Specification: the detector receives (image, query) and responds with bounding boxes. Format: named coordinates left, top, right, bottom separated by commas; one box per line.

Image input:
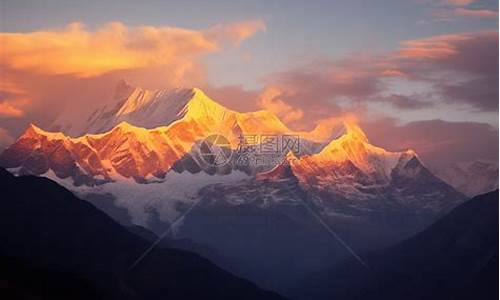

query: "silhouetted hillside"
left=0, top=168, right=284, bottom=300
left=296, top=190, right=499, bottom=300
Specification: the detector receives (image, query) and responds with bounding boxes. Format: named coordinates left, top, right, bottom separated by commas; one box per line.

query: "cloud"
left=204, top=85, right=259, bottom=112
left=432, top=8, right=498, bottom=20
left=394, top=31, right=498, bottom=80
left=0, top=21, right=265, bottom=78
left=397, top=31, right=498, bottom=110
left=381, top=69, right=407, bottom=77
left=256, top=56, right=381, bottom=125
left=378, top=94, right=432, bottom=110
left=251, top=30, right=497, bottom=123
left=258, top=87, right=304, bottom=123
left=437, top=76, right=498, bottom=110
left=0, top=78, right=31, bottom=118
left=428, top=0, right=498, bottom=20
left=396, top=31, right=498, bottom=70
left=206, top=20, right=266, bottom=46
left=363, top=118, right=498, bottom=168
left=204, top=85, right=306, bottom=125
left=0, top=20, right=496, bottom=172
left=0, top=20, right=265, bottom=136
left=0, top=102, right=24, bottom=117
left=266, top=59, right=382, bottom=102
left=250, top=75, right=496, bottom=170
left=439, top=0, right=475, bottom=6
left=0, top=127, right=14, bottom=151
left=452, top=8, right=498, bottom=17
left=398, top=36, right=462, bottom=59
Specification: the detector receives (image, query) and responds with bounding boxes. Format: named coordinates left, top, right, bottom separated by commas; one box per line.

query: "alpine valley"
left=0, top=82, right=475, bottom=295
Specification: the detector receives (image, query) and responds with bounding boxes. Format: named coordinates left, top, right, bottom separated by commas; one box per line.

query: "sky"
left=0, top=0, right=498, bottom=168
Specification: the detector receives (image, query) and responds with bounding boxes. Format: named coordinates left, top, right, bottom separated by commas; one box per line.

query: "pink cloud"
left=440, top=0, right=476, bottom=7
left=204, top=31, right=497, bottom=133
left=433, top=7, right=498, bottom=19
left=429, top=0, right=498, bottom=20
left=381, top=69, right=407, bottom=77
left=453, top=8, right=498, bottom=17
left=395, top=31, right=498, bottom=75
left=398, top=37, right=460, bottom=59
left=204, top=85, right=259, bottom=112
left=0, top=127, right=14, bottom=151
left=363, top=118, right=498, bottom=169
left=207, top=30, right=494, bottom=131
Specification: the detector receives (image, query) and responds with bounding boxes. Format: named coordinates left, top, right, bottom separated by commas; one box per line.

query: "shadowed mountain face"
left=175, top=161, right=464, bottom=294
left=435, top=160, right=499, bottom=197
left=0, top=168, right=284, bottom=300
left=0, top=86, right=468, bottom=297
left=295, top=190, right=499, bottom=300
left=0, top=255, right=104, bottom=300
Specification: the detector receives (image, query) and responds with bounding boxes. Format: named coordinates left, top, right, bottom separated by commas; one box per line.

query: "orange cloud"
left=0, top=102, right=24, bottom=117
left=0, top=20, right=265, bottom=78
left=206, top=19, right=266, bottom=46
left=0, top=20, right=265, bottom=126
left=0, top=78, right=31, bottom=118
left=258, top=87, right=304, bottom=123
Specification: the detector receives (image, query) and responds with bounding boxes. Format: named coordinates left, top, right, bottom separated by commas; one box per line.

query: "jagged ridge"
left=0, top=84, right=456, bottom=209
left=1, top=88, right=336, bottom=182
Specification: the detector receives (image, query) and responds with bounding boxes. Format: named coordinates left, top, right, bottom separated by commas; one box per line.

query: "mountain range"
left=295, top=189, right=498, bottom=300
left=1, top=167, right=496, bottom=299
left=435, top=160, right=499, bottom=197
left=0, top=82, right=490, bottom=293
left=2, top=82, right=494, bottom=194
left=0, top=167, right=283, bottom=299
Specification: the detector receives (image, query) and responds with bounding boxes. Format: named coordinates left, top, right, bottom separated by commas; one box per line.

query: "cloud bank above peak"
left=0, top=20, right=265, bottom=78
left=0, top=20, right=266, bottom=135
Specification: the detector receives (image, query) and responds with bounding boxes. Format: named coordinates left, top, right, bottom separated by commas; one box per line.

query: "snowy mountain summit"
left=51, top=80, right=230, bottom=136
left=0, top=82, right=465, bottom=233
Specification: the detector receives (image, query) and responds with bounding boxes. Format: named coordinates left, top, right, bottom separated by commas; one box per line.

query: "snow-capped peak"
left=317, top=121, right=381, bottom=160
left=435, top=159, right=499, bottom=197
left=256, top=151, right=299, bottom=182
left=342, top=121, right=369, bottom=143
left=51, top=82, right=199, bottom=136
left=25, top=123, right=68, bottom=140
left=50, top=79, right=293, bottom=139
left=13, top=79, right=430, bottom=190
left=181, top=88, right=234, bottom=122
left=295, top=121, right=415, bottom=182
